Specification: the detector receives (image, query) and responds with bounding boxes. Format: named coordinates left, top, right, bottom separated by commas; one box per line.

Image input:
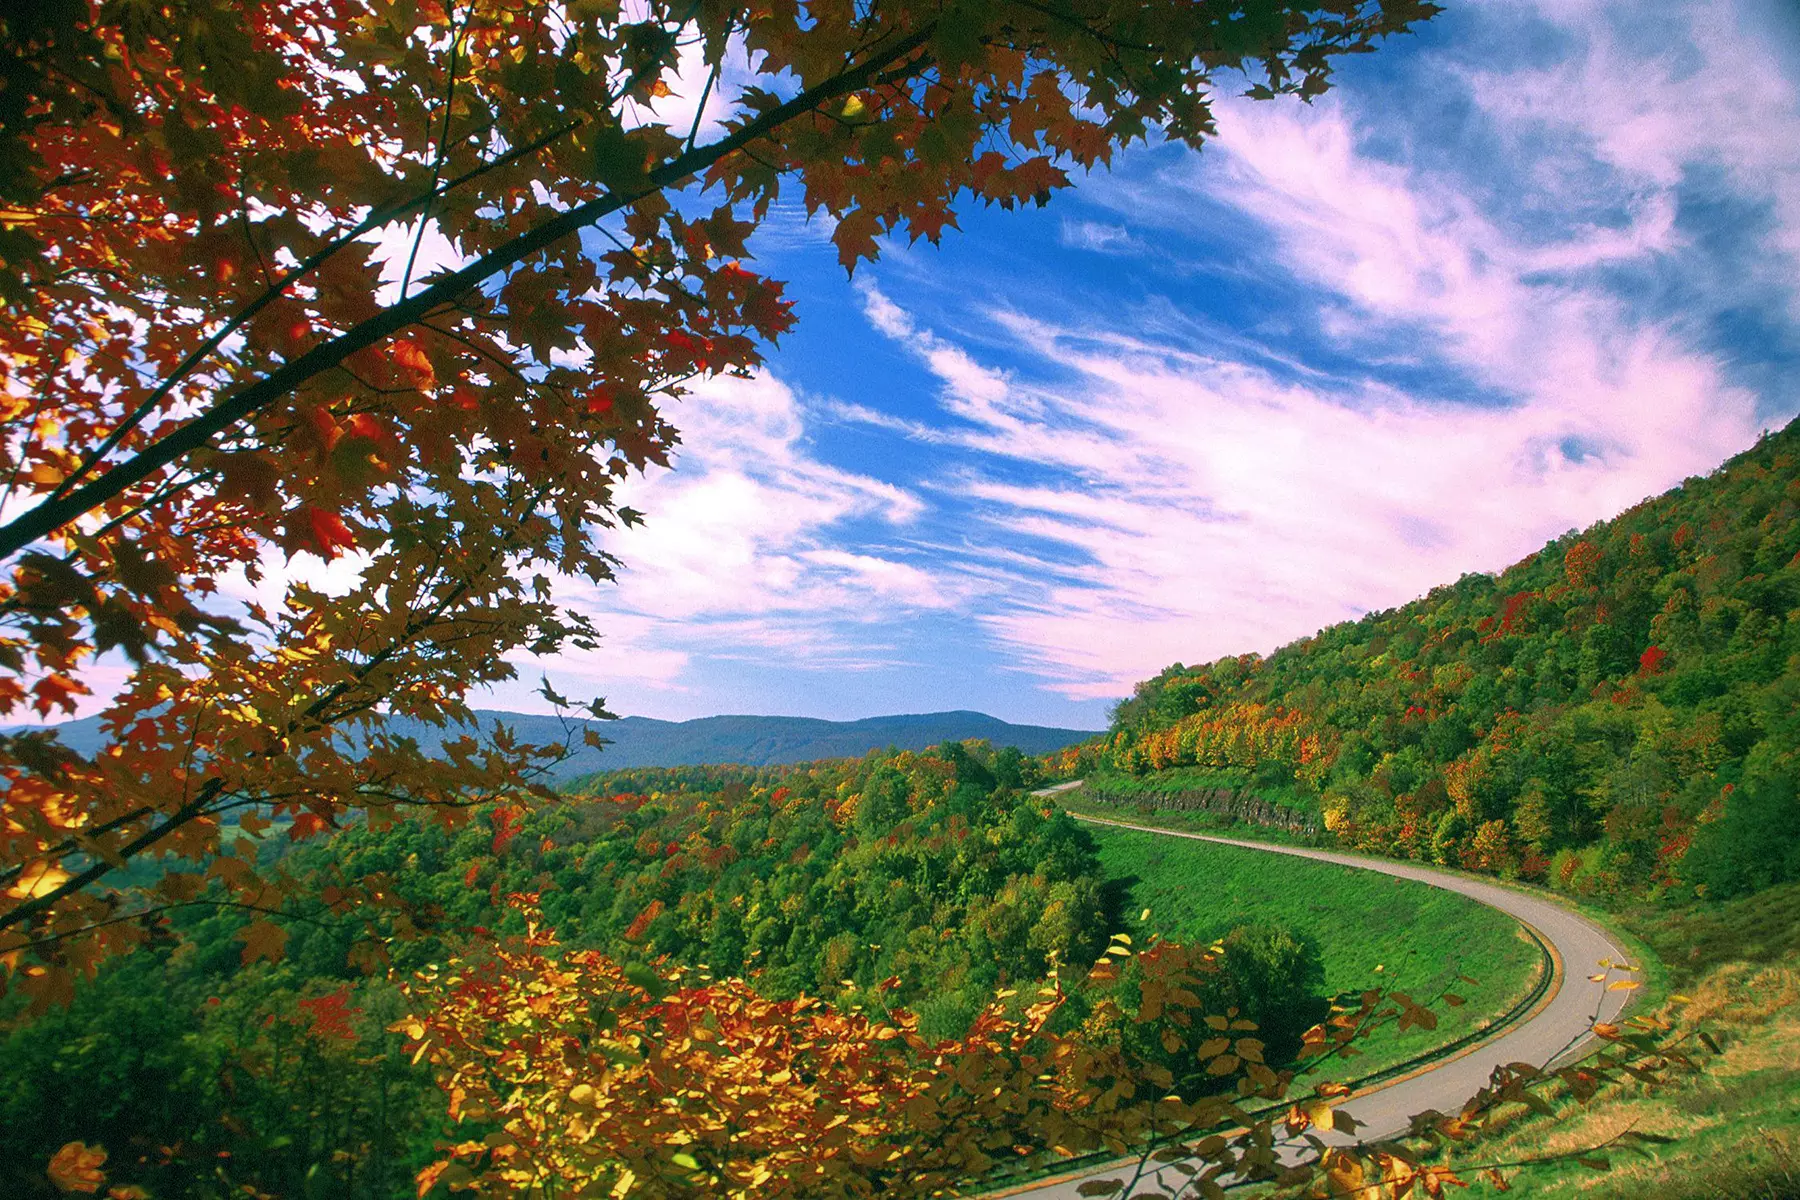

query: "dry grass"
left=1457, top=955, right=1800, bottom=1199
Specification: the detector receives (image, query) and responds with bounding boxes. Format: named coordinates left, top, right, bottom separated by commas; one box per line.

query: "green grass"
left=1612, top=880, right=1800, bottom=987
left=1089, top=823, right=1545, bottom=1083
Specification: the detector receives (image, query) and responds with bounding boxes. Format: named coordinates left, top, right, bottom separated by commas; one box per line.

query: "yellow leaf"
left=7, top=862, right=70, bottom=900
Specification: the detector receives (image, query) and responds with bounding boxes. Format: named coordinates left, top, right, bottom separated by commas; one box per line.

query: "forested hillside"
left=0, top=742, right=1330, bottom=1198
left=1056, top=419, right=1800, bottom=899
left=324, top=743, right=1115, bottom=1023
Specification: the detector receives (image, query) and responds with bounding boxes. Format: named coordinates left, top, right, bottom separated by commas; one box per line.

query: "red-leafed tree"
left=0, top=0, right=1439, bottom=997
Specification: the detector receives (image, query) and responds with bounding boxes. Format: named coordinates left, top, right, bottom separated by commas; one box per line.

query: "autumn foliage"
left=397, top=893, right=1699, bottom=1200
left=400, top=895, right=1326, bottom=1198
left=0, top=0, right=1443, bottom=1019
left=1073, top=421, right=1800, bottom=897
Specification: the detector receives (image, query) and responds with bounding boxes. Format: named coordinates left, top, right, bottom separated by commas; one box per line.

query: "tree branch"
left=0, top=20, right=937, bottom=561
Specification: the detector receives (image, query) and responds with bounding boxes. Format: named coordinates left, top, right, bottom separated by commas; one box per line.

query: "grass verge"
left=1085, top=821, right=1544, bottom=1085
left=1611, top=880, right=1800, bottom=988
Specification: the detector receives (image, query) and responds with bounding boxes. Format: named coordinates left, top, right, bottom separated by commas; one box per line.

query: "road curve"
left=989, top=804, right=1637, bottom=1199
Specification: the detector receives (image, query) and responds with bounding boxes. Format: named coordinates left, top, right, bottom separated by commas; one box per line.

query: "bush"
left=1205, top=924, right=1330, bottom=1062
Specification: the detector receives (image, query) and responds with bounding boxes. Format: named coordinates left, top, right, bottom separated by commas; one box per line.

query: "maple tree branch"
left=1004, top=0, right=1158, bottom=54
left=400, top=4, right=470, bottom=301
left=0, top=802, right=155, bottom=890
left=11, top=896, right=350, bottom=954
left=32, top=115, right=584, bottom=513
left=682, top=12, right=733, bottom=155
left=0, top=20, right=938, bottom=562
left=0, top=776, right=227, bottom=933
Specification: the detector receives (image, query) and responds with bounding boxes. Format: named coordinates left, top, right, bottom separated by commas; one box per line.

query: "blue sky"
left=482, top=0, right=1800, bottom=730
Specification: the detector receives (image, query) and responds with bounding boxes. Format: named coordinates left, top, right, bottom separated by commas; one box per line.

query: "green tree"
left=1682, top=772, right=1800, bottom=899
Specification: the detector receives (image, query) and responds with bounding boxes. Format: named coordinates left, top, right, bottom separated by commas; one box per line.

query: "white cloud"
left=1060, top=220, right=1139, bottom=254
left=1469, top=0, right=1800, bottom=309
left=847, top=0, right=1794, bottom=700
left=523, top=370, right=963, bottom=707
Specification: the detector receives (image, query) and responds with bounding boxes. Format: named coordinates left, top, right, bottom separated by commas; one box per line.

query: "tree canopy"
left=0, top=0, right=1442, bottom=1004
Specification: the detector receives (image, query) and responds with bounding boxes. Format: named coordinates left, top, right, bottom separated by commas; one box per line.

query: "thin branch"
left=1, top=19, right=939, bottom=560
left=400, top=5, right=469, bottom=301
left=11, top=895, right=362, bottom=955
left=30, top=115, right=583, bottom=514
left=0, top=777, right=226, bottom=932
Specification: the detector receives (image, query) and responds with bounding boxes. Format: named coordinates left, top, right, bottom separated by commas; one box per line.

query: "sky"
left=469, top=0, right=1800, bottom=731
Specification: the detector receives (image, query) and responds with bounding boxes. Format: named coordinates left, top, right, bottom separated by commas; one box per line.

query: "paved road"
left=990, top=807, right=1637, bottom=1199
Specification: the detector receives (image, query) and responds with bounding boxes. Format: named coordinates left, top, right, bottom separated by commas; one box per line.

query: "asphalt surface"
left=986, top=806, right=1637, bottom=1199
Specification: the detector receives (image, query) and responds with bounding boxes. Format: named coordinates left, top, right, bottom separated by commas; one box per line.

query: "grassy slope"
left=1448, top=885, right=1800, bottom=1199
left=1614, top=880, right=1800, bottom=988
left=1090, top=824, right=1543, bottom=1080
left=1459, top=957, right=1800, bottom=1200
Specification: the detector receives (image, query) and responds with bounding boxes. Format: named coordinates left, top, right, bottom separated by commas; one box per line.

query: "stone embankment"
left=1072, top=782, right=1321, bottom=836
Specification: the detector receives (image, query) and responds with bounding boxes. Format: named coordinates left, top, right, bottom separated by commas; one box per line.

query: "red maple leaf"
left=306, top=508, right=357, bottom=559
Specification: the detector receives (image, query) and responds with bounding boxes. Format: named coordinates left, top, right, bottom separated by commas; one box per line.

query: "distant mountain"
left=7, top=709, right=1099, bottom=782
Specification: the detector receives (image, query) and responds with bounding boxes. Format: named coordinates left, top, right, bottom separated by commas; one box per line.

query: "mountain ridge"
left=8, top=708, right=1100, bottom=781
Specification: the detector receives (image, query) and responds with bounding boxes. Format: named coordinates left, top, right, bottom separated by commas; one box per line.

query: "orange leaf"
left=238, top=919, right=289, bottom=965
left=47, top=1141, right=108, bottom=1194
left=290, top=811, right=331, bottom=839
left=391, top=339, right=435, bottom=384
left=342, top=412, right=384, bottom=442
left=306, top=508, right=357, bottom=559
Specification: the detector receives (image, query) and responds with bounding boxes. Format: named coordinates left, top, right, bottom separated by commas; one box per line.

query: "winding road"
left=989, top=793, right=1638, bottom=1199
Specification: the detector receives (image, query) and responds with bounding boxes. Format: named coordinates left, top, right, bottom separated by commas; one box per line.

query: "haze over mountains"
left=12, top=709, right=1099, bottom=782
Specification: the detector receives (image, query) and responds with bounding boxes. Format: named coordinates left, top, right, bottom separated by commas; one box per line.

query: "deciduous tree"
left=0, top=0, right=1440, bottom=998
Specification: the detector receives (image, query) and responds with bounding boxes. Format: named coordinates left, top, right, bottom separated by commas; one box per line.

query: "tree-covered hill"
left=0, top=741, right=1331, bottom=1198
left=322, top=743, right=1118, bottom=1024
left=1057, top=418, right=1800, bottom=900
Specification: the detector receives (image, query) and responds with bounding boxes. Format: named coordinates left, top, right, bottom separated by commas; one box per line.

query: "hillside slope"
left=1061, top=418, right=1800, bottom=900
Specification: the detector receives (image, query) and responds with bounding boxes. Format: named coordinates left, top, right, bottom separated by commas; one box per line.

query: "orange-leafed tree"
left=0, top=0, right=1442, bottom=1000
left=394, top=898, right=1695, bottom=1200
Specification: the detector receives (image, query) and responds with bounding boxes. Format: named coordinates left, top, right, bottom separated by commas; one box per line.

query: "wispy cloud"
left=526, top=370, right=970, bottom=710
left=840, top=0, right=1793, bottom=701
left=1060, top=220, right=1140, bottom=254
